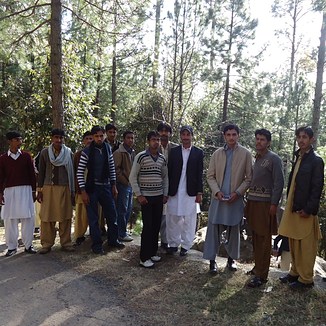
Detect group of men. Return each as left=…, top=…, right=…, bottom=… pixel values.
left=0, top=123, right=324, bottom=289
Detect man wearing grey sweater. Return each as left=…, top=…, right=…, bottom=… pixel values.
left=246, top=129, right=284, bottom=287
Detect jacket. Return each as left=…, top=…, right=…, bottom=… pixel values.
left=207, top=143, right=252, bottom=197
left=288, top=147, right=324, bottom=215
left=168, top=145, right=204, bottom=197
left=113, top=143, right=135, bottom=186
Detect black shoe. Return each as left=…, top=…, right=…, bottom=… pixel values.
left=74, top=236, right=86, bottom=246
left=227, top=257, right=237, bottom=271
left=247, top=277, right=267, bottom=288
left=34, top=227, right=40, bottom=234
left=166, top=246, right=178, bottom=255
left=279, top=274, right=299, bottom=284
left=180, top=248, right=188, bottom=256
left=108, top=241, right=125, bottom=249
left=5, top=249, right=17, bottom=257
left=289, top=280, right=314, bottom=289
left=25, top=246, right=37, bottom=254
left=209, top=260, right=218, bottom=274
left=160, top=242, right=168, bottom=249
left=93, top=248, right=105, bottom=255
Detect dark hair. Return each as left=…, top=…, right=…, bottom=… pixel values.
left=123, top=130, right=134, bottom=139
left=157, top=122, right=172, bottom=134
left=255, top=128, right=271, bottom=142
left=295, top=126, right=313, bottom=138
left=223, top=124, right=239, bottom=135
left=105, top=123, right=117, bottom=132
left=6, top=131, right=22, bottom=140
left=91, top=125, right=105, bottom=135
left=147, top=130, right=160, bottom=141
left=51, top=128, right=65, bottom=137
left=82, top=131, right=92, bottom=140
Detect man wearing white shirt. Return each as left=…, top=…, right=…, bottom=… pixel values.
left=166, top=126, right=204, bottom=256
left=0, top=131, right=37, bottom=257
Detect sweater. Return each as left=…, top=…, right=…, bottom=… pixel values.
left=247, top=150, right=284, bottom=205
left=0, top=151, right=36, bottom=193
left=129, top=150, right=168, bottom=197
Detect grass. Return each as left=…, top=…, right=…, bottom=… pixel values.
left=1, top=225, right=325, bottom=326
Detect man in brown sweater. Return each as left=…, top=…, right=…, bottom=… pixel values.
left=113, top=130, right=135, bottom=242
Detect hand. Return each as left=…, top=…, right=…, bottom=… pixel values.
left=137, top=195, right=148, bottom=205
left=32, top=192, right=37, bottom=202
left=297, top=210, right=309, bottom=218
left=112, top=185, right=118, bottom=200
left=227, top=192, right=239, bottom=204
left=195, top=194, right=202, bottom=204
left=269, top=204, right=277, bottom=217
left=36, top=191, right=43, bottom=203
left=216, top=192, right=224, bottom=201
left=0, top=194, right=4, bottom=205
left=81, top=190, right=90, bottom=205
left=163, top=196, right=168, bottom=204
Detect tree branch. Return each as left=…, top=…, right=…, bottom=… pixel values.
left=62, top=5, right=102, bottom=32
left=12, top=19, right=50, bottom=46
left=0, top=2, right=50, bottom=21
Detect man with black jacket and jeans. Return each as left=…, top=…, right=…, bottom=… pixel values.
left=279, top=126, right=324, bottom=289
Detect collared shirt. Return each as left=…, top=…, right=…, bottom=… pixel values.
left=7, top=149, right=22, bottom=160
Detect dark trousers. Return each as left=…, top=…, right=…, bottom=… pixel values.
left=140, top=195, right=163, bottom=262
left=86, top=184, right=119, bottom=252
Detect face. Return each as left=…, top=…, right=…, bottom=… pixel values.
left=123, top=133, right=135, bottom=148
left=224, top=129, right=239, bottom=148
left=158, top=128, right=171, bottom=142
left=148, top=136, right=160, bottom=151
left=9, top=137, right=23, bottom=152
left=255, top=134, right=270, bottom=152
left=180, top=130, right=192, bottom=147
left=296, top=131, right=313, bottom=152
left=93, top=131, right=105, bottom=145
left=83, top=135, right=93, bottom=147
left=51, top=135, right=64, bottom=150
left=106, top=129, right=117, bottom=143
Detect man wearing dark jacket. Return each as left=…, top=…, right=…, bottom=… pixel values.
left=279, top=126, right=324, bottom=289
left=166, top=126, right=203, bottom=256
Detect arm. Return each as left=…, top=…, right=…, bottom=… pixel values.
left=270, top=155, right=284, bottom=216
left=235, top=150, right=253, bottom=196
left=77, top=151, right=90, bottom=205
left=302, top=157, right=324, bottom=216
left=196, top=149, right=204, bottom=203
left=36, top=150, right=46, bottom=203
left=207, top=151, right=222, bottom=197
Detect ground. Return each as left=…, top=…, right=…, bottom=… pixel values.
left=0, top=227, right=325, bottom=326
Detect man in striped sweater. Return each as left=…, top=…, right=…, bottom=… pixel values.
left=129, top=131, right=168, bottom=268
left=77, top=125, right=125, bottom=254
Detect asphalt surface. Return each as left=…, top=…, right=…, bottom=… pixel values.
left=0, top=243, right=141, bottom=326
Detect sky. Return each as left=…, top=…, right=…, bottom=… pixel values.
left=248, top=0, right=322, bottom=72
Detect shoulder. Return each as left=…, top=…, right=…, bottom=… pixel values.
left=135, top=150, right=147, bottom=163
left=21, top=151, right=33, bottom=159
left=268, top=151, right=282, bottom=163
left=191, top=146, right=203, bottom=156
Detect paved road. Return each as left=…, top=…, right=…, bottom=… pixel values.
left=0, top=245, right=141, bottom=326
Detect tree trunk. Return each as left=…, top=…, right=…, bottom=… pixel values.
left=50, top=0, right=64, bottom=129
left=111, top=1, right=117, bottom=123
left=221, top=0, right=235, bottom=123
left=152, top=0, right=162, bottom=88
left=312, top=11, right=326, bottom=149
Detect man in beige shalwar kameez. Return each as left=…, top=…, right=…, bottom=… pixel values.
left=279, top=127, right=324, bottom=289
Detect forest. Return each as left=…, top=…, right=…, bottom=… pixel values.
left=0, top=0, right=325, bottom=254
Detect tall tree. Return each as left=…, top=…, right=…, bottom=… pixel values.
left=312, top=11, right=326, bottom=147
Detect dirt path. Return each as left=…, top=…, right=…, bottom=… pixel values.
left=0, top=245, right=142, bottom=326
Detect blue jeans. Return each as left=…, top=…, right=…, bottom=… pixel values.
left=116, top=183, right=133, bottom=238
left=86, top=184, right=119, bottom=252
